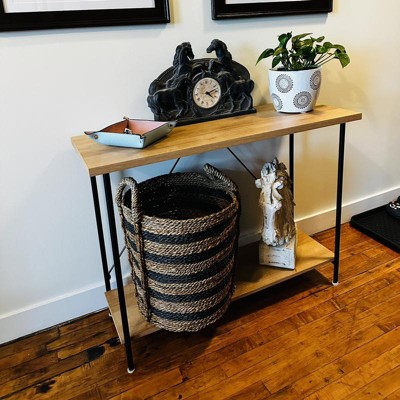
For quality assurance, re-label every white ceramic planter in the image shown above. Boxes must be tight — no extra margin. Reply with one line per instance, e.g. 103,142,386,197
268,67,321,113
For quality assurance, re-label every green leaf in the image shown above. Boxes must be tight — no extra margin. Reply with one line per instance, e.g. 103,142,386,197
256,48,274,65
272,56,282,69
278,32,291,42
278,32,292,48
301,38,314,47
298,45,313,55
316,45,328,54
274,47,286,56
336,52,350,67
333,44,346,52
292,32,312,42
322,42,333,50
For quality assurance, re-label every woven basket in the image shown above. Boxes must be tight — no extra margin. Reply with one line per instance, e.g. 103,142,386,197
115,164,241,332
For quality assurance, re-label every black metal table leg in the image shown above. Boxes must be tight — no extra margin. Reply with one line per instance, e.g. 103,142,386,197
289,134,294,194
90,176,111,292
333,123,346,285
103,174,136,373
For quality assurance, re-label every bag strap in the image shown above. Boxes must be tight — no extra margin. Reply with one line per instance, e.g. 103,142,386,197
115,178,151,320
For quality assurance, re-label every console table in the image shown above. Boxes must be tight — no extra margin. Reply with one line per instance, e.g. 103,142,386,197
71,104,362,372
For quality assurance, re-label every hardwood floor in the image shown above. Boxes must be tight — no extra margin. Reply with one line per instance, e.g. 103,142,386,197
1,223,400,399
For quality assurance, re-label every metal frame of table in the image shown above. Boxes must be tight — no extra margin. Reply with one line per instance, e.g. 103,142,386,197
72,104,361,372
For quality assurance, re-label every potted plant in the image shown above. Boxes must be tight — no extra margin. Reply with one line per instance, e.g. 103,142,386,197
256,32,350,113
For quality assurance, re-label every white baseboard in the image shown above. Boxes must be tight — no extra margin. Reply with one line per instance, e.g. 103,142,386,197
296,186,400,235
1,187,399,344
0,281,108,344
0,273,134,345
240,186,400,244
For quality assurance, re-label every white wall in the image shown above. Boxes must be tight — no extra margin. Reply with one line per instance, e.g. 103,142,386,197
1,0,399,343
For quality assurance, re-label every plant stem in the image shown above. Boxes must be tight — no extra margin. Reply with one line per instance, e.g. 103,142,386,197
315,54,335,66
318,57,336,67
315,53,333,64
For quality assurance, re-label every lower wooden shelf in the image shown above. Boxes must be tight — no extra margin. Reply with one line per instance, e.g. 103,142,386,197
105,229,333,343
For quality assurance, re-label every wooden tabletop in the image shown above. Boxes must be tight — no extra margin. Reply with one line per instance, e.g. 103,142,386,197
71,104,362,177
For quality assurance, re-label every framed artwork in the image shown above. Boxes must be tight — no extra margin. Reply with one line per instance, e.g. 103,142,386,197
212,0,333,20
0,0,170,31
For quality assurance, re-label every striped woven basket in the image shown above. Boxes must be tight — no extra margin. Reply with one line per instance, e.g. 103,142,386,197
115,164,241,332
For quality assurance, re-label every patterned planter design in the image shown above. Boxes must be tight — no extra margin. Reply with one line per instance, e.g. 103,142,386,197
268,67,321,113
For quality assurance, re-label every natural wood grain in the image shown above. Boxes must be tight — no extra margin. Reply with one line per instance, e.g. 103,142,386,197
2,224,400,400
106,229,333,343
0,353,89,399
0,328,59,359
105,287,159,344
107,368,184,400
71,104,362,176
234,230,333,299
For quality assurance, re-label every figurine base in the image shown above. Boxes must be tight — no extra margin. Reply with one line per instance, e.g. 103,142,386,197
259,235,297,270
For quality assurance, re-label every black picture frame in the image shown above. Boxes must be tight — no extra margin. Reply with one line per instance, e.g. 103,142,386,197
0,0,170,31
212,0,332,20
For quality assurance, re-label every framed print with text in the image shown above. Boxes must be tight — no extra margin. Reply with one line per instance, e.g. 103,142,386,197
0,0,170,31
212,0,333,20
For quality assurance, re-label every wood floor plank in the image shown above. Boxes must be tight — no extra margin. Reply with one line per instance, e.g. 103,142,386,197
56,325,118,360
111,276,333,382
58,309,110,336
0,345,47,373
221,279,400,379
384,386,400,399
262,324,385,394
181,299,338,381
148,366,227,400
241,288,400,388
342,364,400,400
185,323,384,400
196,278,400,396
0,328,59,359
180,337,256,380
313,224,374,249
153,269,400,386
246,327,400,400
47,319,116,353
68,387,103,400
227,381,271,400
0,352,89,399
107,368,183,400
1,224,399,400
303,342,400,400
94,347,187,399
0,351,59,386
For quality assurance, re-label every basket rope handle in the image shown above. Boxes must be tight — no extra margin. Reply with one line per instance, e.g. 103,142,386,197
204,163,242,235
115,177,141,222
203,163,239,193
115,177,151,320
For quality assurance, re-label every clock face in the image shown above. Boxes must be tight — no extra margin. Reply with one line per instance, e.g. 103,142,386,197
193,78,221,109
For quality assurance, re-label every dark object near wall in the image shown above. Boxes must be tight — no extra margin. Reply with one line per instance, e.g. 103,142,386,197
351,206,400,252
116,164,241,332
0,0,169,31
147,39,255,125
211,0,332,20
